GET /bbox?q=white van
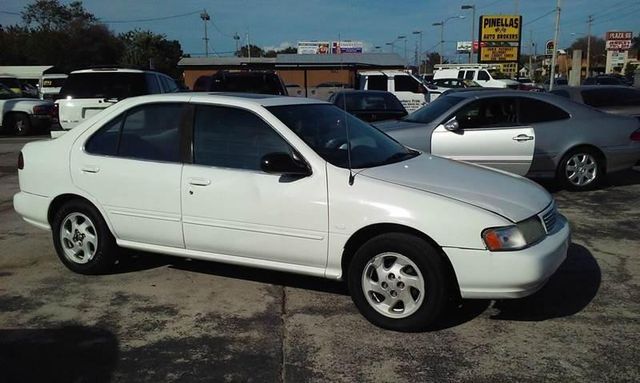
[358,70,428,112]
[434,64,519,89]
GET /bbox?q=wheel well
[48,194,97,226]
[341,223,461,298]
[2,111,27,126]
[561,145,607,172]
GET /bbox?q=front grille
[540,203,558,234]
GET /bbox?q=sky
[1,0,639,61]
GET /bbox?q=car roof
[126,92,327,107]
[333,90,393,95]
[71,68,151,74]
[553,85,632,91]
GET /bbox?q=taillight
[52,103,59,123]
[33,105,50,115]
[18,152,24,170]
[631,129,640,142]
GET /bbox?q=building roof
[0,65,57,79]
[178,57,276,67]
[178,53,406,68]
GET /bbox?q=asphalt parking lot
[1,135,639,382]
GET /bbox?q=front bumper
[444,214,570,299]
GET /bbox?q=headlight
[482,216,546,251]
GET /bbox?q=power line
[101,10,200,24]
[0,11,21,16]
[523,9,556,26]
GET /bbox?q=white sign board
[606,40,631,51]
[297,41,330,54]
[332,41,363,54]
[456,41,472,53]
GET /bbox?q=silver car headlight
[482,216,546,251]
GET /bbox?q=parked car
[285,84,304,97]
[434,64,520,89]
[15,93,569,331]
[426,78,481,101]
[375,90,640,190]
[308,82,351,101]
[54,68,179,135]
[358,70,429,112]
[197,70,288,96]
[0,83,54,136]
[329,90,408,122]
[583,75,631,86]
[514,78,544,92]
[550,86,640,119]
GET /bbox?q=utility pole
[549,0,561,91]
[200,10,210,57]
[529,30,534,81]
[233,33,240,56]
[586,15,593,78]
[515,0,519,14]
[246,32,251,61]
[461,5,476,63]
[413,31,423,74]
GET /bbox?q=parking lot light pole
[386,42,395,53]
[461,5,475,63]
[433,16,465,65]
[413,31,423,74]
[398,35,407,67]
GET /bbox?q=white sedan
[14,93,570,331]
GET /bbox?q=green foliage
[235,44,265,58]
[568,36,606,68]
[625,63,638,79]
[0,0,182,79]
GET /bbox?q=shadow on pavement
[490,243,601,321]
[604,167,640,188]
[0,325,119,383]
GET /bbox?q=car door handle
[188,177,211,186]
[81,165,100,173]
[512,134,534,142]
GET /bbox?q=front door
[181,104,328,268]
[71,102,187,248]
[431,97,535,175]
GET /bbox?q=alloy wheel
[60,212,98,264]
[565,153,597,187]
[361,252,425,319]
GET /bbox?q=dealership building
[177,53,406,94]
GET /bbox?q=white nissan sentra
[14,93,570,331]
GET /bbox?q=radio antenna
[338,33,355,185]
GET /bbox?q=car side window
[455,98,518,129]
[394,75,420,92]
[477,71,490,81]
[367,75,387,91]
[518,98,570,123]
[457,71,465,79]
[193,105,292,171]
[118,103,183,162]
[465,71,475,81]
[85,115,123,156]
[160,76,179,93]
[145,74,161,94]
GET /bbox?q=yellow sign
[480,15,521,42]
[480,47,519,62]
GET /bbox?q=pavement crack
[280,286,287,383]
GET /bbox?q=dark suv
[193,71,288,95]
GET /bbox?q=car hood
[359,154,551,222]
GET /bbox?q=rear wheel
[348,233,449,331]
[52,200,117,274]
[557,148,604,191]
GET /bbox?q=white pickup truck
[0,83,54,136]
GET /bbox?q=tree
[263,46,297,58]
[22,0,96,31]
[568,36,606,68]
[235,44,265,58]
[119,30,183,78]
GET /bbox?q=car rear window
[60,72,147,99]
[209,74,286,95]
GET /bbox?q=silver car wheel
[60,212,98,264]
[361,252,425,319]
[565,153,597,187]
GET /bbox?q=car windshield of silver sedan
[268,104,418,169]
[403,95,464,124]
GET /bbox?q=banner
[297,41,330,54]
[456,41,472,53]
[605,31,632,51]
[332,41,363,54]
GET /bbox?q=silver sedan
[375,90,640,190]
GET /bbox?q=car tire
[557,147,604,191]
[52,199,118,275]
[348,233,449,332]
[9,113,32,136]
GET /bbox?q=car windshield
[464,80,481,87]
[403,95,464,124]
[60,72,147,99]
[268,104,418,169]
[488,69,509,79]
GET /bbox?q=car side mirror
[444,119,460,132]
[261,152,311,177]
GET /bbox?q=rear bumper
[444,214,570,299]
[29,114,52,130]
[13,191,51,230]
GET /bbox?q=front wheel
[557,148,604,191]
[10,113,32,136]
[52,200,118,275]
[348,233,450,331]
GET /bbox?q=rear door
[431,97,535,175]
[57,72,148,130]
